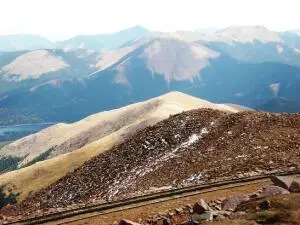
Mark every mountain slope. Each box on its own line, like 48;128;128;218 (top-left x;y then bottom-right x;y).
1;50;69;81
0;92;242;201
196;26;300;67
0;35;53;52
281;31;300;48
0;49;99;94
3;108;299;218
1;30;300;127
56;26;151;51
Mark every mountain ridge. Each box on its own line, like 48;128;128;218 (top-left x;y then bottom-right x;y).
2;108;299;218
0;92;244;202
0;26;299;128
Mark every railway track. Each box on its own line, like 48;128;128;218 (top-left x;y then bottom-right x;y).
6;169;300;225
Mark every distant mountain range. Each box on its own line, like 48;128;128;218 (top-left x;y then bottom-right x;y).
0;35;54;52
0;25;300;126
0;26;151;52
56;25;151;51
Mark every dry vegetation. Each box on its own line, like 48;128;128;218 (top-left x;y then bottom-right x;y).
0;92;239;201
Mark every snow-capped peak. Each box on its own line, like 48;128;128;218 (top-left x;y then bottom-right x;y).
201;26;283;44
219;26;283;43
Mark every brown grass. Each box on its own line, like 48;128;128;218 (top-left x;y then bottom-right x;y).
0;92;241;201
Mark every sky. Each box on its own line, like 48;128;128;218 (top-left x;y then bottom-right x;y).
0;0;299;41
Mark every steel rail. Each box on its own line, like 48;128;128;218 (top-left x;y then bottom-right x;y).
6;169;300;225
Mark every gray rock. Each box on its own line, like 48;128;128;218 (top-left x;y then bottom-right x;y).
222;195;250;211
271;176;294;190
119;219;141;225
261;185;290;197
193;199;211;214
289;178;300;193
191;211;214;222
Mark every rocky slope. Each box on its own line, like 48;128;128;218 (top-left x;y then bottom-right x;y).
0;92;240;201
0;92;238;171
3;109;299;218
121;175;300;225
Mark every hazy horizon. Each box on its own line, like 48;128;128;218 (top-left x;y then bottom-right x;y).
0;0;299;41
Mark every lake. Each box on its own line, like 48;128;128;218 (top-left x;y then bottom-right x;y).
0;123;56;142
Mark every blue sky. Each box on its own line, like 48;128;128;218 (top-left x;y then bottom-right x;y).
0;0;299;40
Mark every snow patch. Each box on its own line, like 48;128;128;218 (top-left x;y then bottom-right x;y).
218;26;282;43
235;154;248;159
276;45;284;54
180;134;201;148
187;173;202;181
106;127;210;198
294;48;300;54
235;93;244;97
199;26;282;44
269;83;280;97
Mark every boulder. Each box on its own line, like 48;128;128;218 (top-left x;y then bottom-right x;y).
119;219;141;225
191;211;214;222
261;185;290;197
289;178;300;193
271;176;293;190
193;199;211;214
222;195;250;211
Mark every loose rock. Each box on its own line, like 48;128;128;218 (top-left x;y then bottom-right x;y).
261;185;290;197
119;219;141;225
271;176;293;190
191;211;214;222
289;179;300;193
222;195;250;211
193;199;211;214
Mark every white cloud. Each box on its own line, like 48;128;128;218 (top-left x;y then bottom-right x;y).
0;0;299;40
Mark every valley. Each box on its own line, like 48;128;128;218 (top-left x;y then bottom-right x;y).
0;123;55;142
